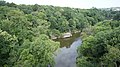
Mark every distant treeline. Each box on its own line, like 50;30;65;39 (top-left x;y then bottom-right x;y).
0;1;120;67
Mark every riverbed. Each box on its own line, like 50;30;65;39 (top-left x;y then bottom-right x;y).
54;33;82;67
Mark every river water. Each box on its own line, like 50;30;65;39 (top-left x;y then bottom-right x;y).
54;33;82;67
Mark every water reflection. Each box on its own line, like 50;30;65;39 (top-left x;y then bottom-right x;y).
54;33;82;67
54;33;81;48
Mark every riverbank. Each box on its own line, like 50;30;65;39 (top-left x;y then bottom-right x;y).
51;30;81;39
50;32;72;39
53;32;81;47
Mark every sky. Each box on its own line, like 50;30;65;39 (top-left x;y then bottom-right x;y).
5;0;120;9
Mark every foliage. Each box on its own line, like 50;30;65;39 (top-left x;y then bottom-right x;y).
77;21;120;67
9;34;59;67
0;29;18;66
0;0;120;66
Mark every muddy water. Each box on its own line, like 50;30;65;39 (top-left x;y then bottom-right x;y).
54;33;82;67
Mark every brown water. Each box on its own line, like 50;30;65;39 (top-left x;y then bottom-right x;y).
54;33;82;67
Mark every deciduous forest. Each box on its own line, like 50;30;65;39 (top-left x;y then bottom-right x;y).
0;1;120;67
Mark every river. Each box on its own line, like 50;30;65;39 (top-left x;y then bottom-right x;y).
53;33;82;67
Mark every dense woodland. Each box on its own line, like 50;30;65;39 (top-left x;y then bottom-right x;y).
0;1;120;67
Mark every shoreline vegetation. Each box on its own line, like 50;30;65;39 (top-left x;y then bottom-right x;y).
51;30;81;39
0;0;120;67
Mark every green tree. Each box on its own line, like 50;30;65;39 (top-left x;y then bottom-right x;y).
9;34;59;67
0;29;17;66
102;45;120;67
77;22;120;67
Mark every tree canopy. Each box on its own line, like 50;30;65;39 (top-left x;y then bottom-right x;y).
0;0;120;67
